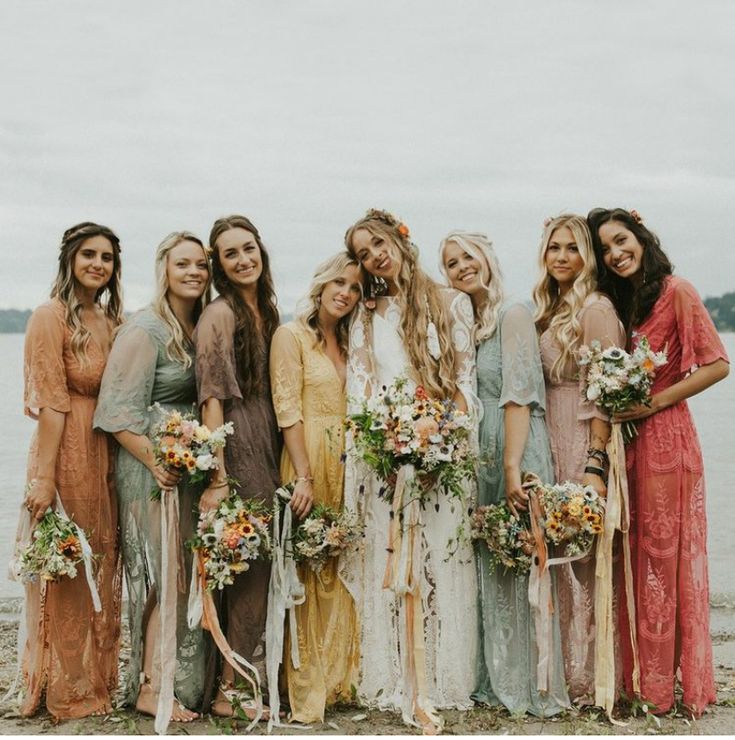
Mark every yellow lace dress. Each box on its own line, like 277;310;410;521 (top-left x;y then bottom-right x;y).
269;321;359;722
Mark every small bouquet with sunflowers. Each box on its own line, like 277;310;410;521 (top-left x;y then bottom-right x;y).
148;402;233;499
577;334;667;442
189;491;272;591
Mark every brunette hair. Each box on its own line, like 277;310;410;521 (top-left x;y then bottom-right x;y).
152;231;211;369
209;215;279;396
586;208;673;331
345;208;458;399
50;221;123;366
532;214;597;381
295;251;362;356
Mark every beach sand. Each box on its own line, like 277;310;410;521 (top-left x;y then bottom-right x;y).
1;617;734;736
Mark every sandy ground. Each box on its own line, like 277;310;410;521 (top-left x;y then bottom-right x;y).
1;618;734;736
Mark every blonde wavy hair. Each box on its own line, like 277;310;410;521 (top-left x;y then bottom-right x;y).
439;231;504;344
345;209;457;399
152;231;212;369
532;214;597;381
50;222;124;367
296;251;362;356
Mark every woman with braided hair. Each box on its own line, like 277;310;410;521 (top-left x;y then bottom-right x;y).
17;222;123;719
587;207;729;717
341;209;479;732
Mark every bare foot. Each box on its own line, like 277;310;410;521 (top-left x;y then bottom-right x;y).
211;687;270;721
135;683;198;722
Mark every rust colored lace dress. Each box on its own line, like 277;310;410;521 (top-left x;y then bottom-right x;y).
539;293;625;702
619;276;728;716
20;299;121;718
194;297;281;706
269;322;360;723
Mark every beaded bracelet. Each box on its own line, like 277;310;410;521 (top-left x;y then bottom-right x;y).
295;475;314;484
586;447;609;464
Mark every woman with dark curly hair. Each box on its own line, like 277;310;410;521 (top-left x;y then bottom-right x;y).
194;215;281;720
587;207;729;717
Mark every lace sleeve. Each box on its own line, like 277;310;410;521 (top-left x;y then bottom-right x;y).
94;323;158;434
24;304;71;419
578;296;626;422
345;304;374;412
269;324;304;428
194;300;243;404
498;302;545;412
446;291;480;420
672;278;729;375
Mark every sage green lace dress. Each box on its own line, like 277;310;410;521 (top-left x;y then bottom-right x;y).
94;308;206;710
473;301;569;716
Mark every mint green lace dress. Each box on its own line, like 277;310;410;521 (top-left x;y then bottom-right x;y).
94;308;206;710
473;301;569;716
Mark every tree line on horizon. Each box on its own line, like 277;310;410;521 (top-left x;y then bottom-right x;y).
1;294;734;332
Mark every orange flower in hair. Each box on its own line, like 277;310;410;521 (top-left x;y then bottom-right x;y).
397;222;410;238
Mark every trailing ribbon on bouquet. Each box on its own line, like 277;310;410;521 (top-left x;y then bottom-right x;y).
3;492;103;707
593;423;640;723
265;486;306;733
382;464;443;734
527;486;589;703
187;550;263;733
154;486;184;735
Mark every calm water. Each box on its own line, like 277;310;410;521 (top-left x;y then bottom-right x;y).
1;333;734;605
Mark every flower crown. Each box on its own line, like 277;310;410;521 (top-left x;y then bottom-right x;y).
364;208;411;240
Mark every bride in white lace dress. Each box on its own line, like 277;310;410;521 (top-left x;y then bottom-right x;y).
339;209;479;732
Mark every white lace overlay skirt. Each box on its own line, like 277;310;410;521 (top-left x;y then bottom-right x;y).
352;476;479;712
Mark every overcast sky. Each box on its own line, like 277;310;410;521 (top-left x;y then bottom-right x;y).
1;0;733;314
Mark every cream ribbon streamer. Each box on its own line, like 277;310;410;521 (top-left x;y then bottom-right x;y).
265;486;306;733
186;503;265;733
593;423;640;723
382;464;443;734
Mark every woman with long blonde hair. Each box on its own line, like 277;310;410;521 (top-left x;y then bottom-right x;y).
340;209;479;732
17;222;123;720
269;251;362;722
95;231;211;730
532;214;625;703
440;231;569;716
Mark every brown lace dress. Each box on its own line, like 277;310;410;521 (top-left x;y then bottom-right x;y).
194;297;281;706
20;299;122;719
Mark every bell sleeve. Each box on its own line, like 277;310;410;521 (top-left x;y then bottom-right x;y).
24;304;71;419
498;302;546;413
194;300;243;405
269;325;304;429
94;323;158;435
672;277;729;376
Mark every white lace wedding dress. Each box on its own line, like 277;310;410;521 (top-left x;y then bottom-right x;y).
340;291;480;728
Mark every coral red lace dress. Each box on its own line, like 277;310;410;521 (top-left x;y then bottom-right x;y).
619;276;728;716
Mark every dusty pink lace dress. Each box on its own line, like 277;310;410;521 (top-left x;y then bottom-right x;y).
539;293;625;702
619;276;728;716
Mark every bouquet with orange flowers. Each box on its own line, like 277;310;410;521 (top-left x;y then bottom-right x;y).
525;476;605;557
148;402;233;500
346;376;475;504
11;493;90;584
189;491;272;591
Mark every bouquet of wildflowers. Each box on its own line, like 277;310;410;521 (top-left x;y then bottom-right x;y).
148;402;234;499
526;476;605;558
12;505;87;584
346;377;475;504
189;491;272;591
291;503;363;573
470;503;534;575
577;334;667;442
